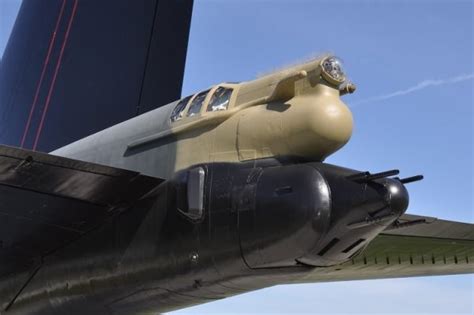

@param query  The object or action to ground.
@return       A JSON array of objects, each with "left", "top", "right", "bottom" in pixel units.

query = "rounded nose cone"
[
  {"left": 301, "top": 89, "right": 354, "bottom": 159},
  {"left": 314, "top": 100, "right": 353, "bottom": 145},
  {"left": 273, "top": 84, "right": 354, "bottom": 161},
  {"left": 384, "top": 179, "right": 410, "bottom": 215}
]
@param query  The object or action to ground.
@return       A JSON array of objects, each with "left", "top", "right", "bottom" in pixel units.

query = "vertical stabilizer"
[{"left": 0, "top": 0, "right": 193, "bottom": 152}]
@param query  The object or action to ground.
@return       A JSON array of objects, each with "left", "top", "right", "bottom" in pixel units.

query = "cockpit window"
[
  {"left": 187, "top": 90, "right": 209, "bottom": 117},
  {"left": 170, "top": 95, "right": 192, "bottom": 122},
  {"left": 207, "top": 87, "right": 233, "bottom": 112}
]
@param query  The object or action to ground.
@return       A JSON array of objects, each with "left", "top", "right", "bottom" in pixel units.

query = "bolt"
[{"left": 190, "top": 252, "right": 199, "bottom": 263}]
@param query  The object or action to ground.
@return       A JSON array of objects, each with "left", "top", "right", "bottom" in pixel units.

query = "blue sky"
[
  {"left": 1, "top": 0, "right": 473, "bottom": 314},
  {"left": 180, "top": 1, "right": 473, "bottom": 314}
]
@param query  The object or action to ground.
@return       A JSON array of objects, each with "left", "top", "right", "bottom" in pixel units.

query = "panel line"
[
  {"left": 32, "top": 0, "right": 79, "bottom": 151},
  {"left": 20, "top": 0, "right": 67, "bottom": 148}
]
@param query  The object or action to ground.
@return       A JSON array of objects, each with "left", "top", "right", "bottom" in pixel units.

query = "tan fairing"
[
  {"left": 57, "top": 56, "right": 355, "bottom": 178},
  {"left": 160, "top": 56, "right": 354, "bottom": 172}
]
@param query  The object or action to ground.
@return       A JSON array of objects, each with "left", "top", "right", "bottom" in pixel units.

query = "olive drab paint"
[{"left": 53, "top": 55, "right": 355, "bottom": 178}]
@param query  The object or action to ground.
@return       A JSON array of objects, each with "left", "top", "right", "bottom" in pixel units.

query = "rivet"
[{"left": 190, "top": 252, "right": 199, "bottom": 263}]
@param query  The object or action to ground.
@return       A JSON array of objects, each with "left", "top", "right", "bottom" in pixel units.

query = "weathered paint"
[{"left": 53, "top": 56, "right": 353, "bottom": 178}]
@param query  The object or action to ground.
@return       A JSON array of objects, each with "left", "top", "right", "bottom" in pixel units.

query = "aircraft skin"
[
  {"left": 51, "top": 57, "right": 354, "bottom": 178},
  {"left": 0, "top": 55, "right": 472, "bottom": 314},
  {"left": 0, "top": 0, "right": 193, "bottom": 152}
]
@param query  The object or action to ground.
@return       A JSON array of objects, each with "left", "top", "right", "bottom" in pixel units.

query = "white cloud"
[{"left": 351, "top": 74, "right": 474, "bottom": 106}]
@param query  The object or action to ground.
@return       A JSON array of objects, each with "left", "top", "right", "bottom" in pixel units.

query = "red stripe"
[
  {"left": 20, "top": 0, "right": 67, "bottom": 148},
  {"left": 33, "top": 0, "right": 79, "bottom": 151}
]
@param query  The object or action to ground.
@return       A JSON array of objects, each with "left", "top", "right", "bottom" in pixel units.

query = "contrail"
[{"left": 351, "top": 73, "right": 474, "bottom": 106}]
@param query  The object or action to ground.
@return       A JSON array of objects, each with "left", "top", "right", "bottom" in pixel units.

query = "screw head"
[{"left": 190, "top": 252, "right": 199, "bottom": 263}]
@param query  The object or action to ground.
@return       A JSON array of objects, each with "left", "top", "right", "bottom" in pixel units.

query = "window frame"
[
  {"left": 206, "top": 86, "right": 234, "bottom": 113},
  {"left": 185, "top": 89, "right": 211, "bottom": 118},
  {"left": 170, "top": 95, "right": 193, "bottom": 123},
  {"left": 170, "top": 84, "right": 237, "bottom": 123}
]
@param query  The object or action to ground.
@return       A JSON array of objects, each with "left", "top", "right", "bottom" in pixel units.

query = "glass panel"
[
  {"left": 170, "top": 95, "right": 192, "bottom": 122},
  {"left": 187, "top": 90, "right": 209, "bottom": 117},
  {"left": 207, "top": 87, "right": 233, "bottom": 112}
]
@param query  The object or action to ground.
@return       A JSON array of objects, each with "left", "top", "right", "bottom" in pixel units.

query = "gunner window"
[
  {"left": 187, "top": 90, "right": 209, "bottom": 117},
  {"left": 207, "top": 87, "right": 233, "bottom": 112},
  {"left": 170, "top": 95, "right": 192, "bottom": 122}
]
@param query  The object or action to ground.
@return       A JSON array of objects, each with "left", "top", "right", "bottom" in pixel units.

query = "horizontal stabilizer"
[
  {"left": 298, "top": 214, "right": 474, "bottom": 283},
  {"left": 0, "top": 145, "right": 163, "bottom": 278}
]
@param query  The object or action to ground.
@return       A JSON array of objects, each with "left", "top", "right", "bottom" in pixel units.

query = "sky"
[{"left": 0, "top": 0, "right": 473, "bottom": 314}]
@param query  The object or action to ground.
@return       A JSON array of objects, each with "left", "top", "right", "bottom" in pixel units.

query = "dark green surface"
[{"left": 299, "top": 229, "right": 474, "bottom": 283}]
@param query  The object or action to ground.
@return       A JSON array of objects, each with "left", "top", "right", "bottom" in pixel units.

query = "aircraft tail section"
[{"left": 0, "top": 0, "right": 193, "bottom": 152}]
